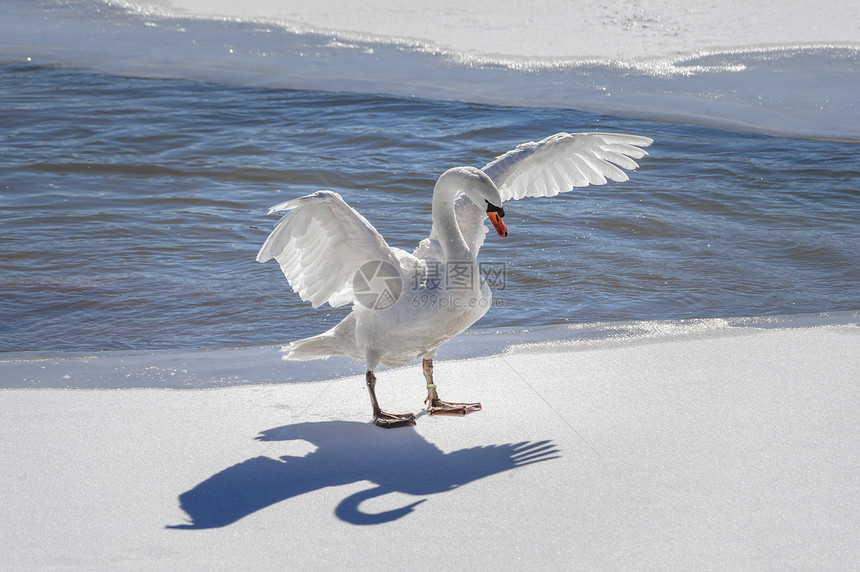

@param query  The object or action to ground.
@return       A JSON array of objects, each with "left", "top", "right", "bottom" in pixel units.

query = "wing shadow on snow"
[{"left": 167, "top": 420, "right": 559, "bottom": 528}]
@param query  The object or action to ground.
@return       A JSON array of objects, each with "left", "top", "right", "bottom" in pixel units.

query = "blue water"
[{"left": 1, "top": 0, "right": 859, "bottom": 357}]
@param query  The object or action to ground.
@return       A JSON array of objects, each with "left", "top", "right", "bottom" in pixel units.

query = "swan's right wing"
[
  {"left": 482, "top": 132, "right": 653, "bottom": 201},
  {"left": 256, "top": 191, "right": 400, "bottom": 308}
]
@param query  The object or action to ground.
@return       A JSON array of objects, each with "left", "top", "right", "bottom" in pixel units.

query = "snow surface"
[
  {"left": 6, "top": 1, "right": 857, "bottom": 139},
  {"left": 158, "top": 0, "right": 858, "bottom": 59},
  {"left": 97, "top": 0, "right": 860, "bottom": 141},
  {"left": 3, "top": 326, "right": 859, "bottom": 568}
]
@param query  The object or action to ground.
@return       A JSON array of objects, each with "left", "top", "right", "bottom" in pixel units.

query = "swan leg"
[
  {"left": 366, "top": 370, "right": 416, "bottom": 428},
  {"left": 422, "top": 359, "right": 482, "bottom": 416}
]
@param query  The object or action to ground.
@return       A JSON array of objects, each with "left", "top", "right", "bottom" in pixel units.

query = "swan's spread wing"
[
  {"left": 256, "top": 191, "right": 400, "bottom": 308},
  {"left": 482, "top": 132, "right": 653, "bottom": 201}
]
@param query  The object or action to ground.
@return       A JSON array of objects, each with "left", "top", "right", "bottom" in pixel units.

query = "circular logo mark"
[{"left": 353, "top": 260, "right": 403, "bottom": 310}]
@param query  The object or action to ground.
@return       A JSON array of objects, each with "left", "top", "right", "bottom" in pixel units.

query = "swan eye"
[{"left": 485, "top": 200, "right": 505, "bottom": 218}]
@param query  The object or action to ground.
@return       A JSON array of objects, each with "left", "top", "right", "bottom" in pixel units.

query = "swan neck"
[{"left": 431, "top": 172, "right": 472, "bottom": 261}]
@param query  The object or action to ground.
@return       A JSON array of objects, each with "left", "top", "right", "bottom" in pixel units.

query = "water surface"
[{"left": 2, "top": 64, "right": 858, "bottom": 353}]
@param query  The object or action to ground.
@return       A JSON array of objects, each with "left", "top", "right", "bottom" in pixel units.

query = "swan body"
[{"left": 257, "top": 131, "right": 652, "bottom": 427}]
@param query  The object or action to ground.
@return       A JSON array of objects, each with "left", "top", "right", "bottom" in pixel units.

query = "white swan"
[{"left": 257, "top": 131, "right": 652, "bottom": 427}]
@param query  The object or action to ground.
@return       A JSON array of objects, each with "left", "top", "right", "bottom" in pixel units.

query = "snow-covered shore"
[
  {"left": 155, "top": 0, "right": 859, "bottom": 59},
  {"left": 3, "top": 324, "right": 858, "bottom": 568}
]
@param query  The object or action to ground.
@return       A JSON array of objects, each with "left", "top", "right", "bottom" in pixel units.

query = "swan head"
[{"left": 444, "top": 166, "right": 508, "bottom": 238}]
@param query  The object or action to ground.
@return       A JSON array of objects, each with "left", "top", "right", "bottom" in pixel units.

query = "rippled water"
[{"left": 1, "top": 63, "right": 858, "bottom": 352}]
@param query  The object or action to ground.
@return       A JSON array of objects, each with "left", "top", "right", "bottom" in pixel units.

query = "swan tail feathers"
[
  {"left": 280, "top": 314, "right": 360, "bottom": 361},
  {"left": 281, "top": 332, "right": 344, "bottom": 361}
]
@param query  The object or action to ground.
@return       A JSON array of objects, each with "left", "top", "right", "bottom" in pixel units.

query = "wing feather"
[
  {"left": 482, "top": 132, "right": 652, "bottom": 201},
  {"left": 256, "top": 190, "right": 400, "bottom": 308},
  {"left": 545, "top": 162, "right": 568, "bottom": 194}
]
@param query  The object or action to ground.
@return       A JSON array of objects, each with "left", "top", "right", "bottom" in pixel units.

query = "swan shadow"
[{"left": 167, "top": 420, "right": 559, "bottom": 528}]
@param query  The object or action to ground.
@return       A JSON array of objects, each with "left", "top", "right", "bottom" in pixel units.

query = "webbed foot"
[
  {"left": 425, "top": 398, "right": 482, "bottom": 416},
  {"left": 373, "top": 411, "right": 417, "bottom": 428}
]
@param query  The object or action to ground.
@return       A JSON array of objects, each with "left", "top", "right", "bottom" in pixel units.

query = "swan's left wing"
[
  {"left": 256, "top": 190, "right": 401, "bottom": 308},
  {"left": 482, "top": 132, "right": 653, "bottom": 201}
]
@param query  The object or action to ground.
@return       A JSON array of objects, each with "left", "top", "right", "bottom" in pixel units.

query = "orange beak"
[{"left": 488, "top": 211, "right": 508, "bottom": 238}]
